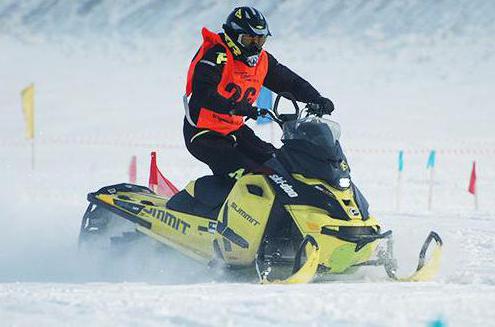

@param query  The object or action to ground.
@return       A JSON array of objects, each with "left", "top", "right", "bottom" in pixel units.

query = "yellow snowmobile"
[{"left": 79, "top": 95, "right": 442, "bottom": 284}]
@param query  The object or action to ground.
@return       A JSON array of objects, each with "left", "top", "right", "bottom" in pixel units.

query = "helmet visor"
[{"left": 239, "top": 34, "right": 267, "bottom": 49}]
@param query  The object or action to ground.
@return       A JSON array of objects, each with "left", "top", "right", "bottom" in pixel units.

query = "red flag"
[
  {"left": 148, "top": 151, "right": 179, "bottom": 197},
  {"left": 129, "top": 155, "right": 137, "bottom": 184},
  {"left": 468, "top": 161, "right": 477, "bottom": 195}
]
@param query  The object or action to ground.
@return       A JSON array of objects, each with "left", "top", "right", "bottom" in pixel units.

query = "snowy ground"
[
  {"left": 2, "top": 281, "right": 495, "bottom": 327},
  {"left": 2, "top": 208, "right": 495, "bottom": 326},
  {"left": 1, "top": 1, "right": 495, "bottom": 326}
]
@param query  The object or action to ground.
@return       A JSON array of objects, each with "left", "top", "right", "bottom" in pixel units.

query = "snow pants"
[{"left": 183, "top": 119, "right": 275, "bottom": 178}]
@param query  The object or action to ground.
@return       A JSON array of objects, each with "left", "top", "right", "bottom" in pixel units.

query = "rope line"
[{"left": 0, "top": 138, "right": 494, "bottom": 155}]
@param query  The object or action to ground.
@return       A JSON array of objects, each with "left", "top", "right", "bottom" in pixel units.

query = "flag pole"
[
  {"left": 474, "top": 186, "right": 479, "bottom": 210},
  {"left": 426, "top": 150, "right": 436, "bottom": 211},
  {"left": 396, "top": 171, "right": 402, "bottom": 211},
  {"left": 427, "top": 166, "right": 434, "bottom": 211},
  {"left": 469, "top": 161, "right": 479, "bottom": 210},
  {"left": 149, "top": 151, "right": 157, "bottom": 193},
  {"left": 31, "top": 139, "right": 35, "bottom": 170},
  {"left": 396, "top": 150, "right": 404, "bottom": 211},
  {"left": 475, "top": 162, "right": 479, "bottom": 210}
]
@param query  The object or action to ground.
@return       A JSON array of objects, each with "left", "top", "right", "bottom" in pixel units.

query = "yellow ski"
[
  {"left": 259, "top": 236, "right": 320, "bottom": 284},
  {"left": 397, "top": 244, "right": 442, "bottom": 282},
  {"left": 389, "top": 231, "right": 443, "bottom": 282}
]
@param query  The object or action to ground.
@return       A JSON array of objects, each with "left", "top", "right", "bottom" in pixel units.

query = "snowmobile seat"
[{"left": 166, "top": 175, "right": 233, "bottom": 220}]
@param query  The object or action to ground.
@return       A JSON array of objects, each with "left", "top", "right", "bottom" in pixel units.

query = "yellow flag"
[{"left": 21, "top": 83, "right": 35, "bottom": 139}]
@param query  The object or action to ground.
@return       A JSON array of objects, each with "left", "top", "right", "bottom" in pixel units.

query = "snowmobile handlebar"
[{"left": 256, "top": 92, "right": 326, "bottom": 128}]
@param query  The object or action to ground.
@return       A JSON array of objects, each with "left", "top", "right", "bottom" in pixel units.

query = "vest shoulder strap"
[{"left": 186, "top": 28, "right": 231, "bottom": 96}]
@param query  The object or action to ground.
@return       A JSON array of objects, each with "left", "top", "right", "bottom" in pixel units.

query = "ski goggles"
[{"left": 239, "top": 34, "right": 267, "bottom": 49}]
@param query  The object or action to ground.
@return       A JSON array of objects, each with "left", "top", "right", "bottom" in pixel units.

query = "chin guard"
[{"left": 245, "top": 54, "right": 260, "bottom": 66}]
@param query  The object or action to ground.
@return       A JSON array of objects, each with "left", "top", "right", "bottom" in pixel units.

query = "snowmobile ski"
[
  {"left": 256, "top": 235, "right": 320, "bottom": 284},
  {"left": 355, "top": 231, "right": 443, "bottom": 282},
  {"left": 388, "top": 231, "right": 443, "bottom": 282}
]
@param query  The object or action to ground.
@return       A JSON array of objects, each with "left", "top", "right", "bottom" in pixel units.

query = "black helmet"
[{"left": 222, "top": 7, "right": 271, "bottom": 66}]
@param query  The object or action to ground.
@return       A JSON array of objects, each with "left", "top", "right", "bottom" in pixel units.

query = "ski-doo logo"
[
  {"left": 143, "top": 208, "right": 190, "bottom": 235},
  {"left": 268, "top": 174, "right": 299, "bottom": 198},
  {"left": 230, "top": 202, "right": 260, "bottom": 226}
]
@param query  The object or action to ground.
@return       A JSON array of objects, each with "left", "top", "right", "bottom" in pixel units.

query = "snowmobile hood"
[{"left": 275, "top": 141, "right": 350, "bottom": 190}]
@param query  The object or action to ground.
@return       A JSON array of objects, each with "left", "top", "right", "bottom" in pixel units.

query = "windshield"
[{"left": 282, "top": 116, "right": 341, "bottom": 148}]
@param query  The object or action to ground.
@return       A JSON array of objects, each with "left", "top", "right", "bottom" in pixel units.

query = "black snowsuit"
[{"left": 184, "top": 34, "right": 321, "bottom": 178}]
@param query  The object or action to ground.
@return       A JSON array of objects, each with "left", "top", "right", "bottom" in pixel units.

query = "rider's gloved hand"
[
  {"left": 314, "top": 96, "right": 335, "bottom": 116},
  {"left": 230, "top": 101, "right": 259, "bottom": 120}
]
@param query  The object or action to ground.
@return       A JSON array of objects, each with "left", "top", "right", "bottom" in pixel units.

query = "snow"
[
  {"left": 2, "top": 282, "right": 495, "bottom": 326},
  {"left": 1, "top": 1, "right": 495, "bottom": 326}
]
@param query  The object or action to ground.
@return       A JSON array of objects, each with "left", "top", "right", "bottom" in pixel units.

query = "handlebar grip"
[
  {"left": 306, "top": 103, "right": 320, "bottom": 110},
  {"left": 305, "top": 102, "right": 324, "bottom": 117}
]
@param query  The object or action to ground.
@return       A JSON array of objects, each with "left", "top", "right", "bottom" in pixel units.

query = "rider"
[{"left": 184, "top": 6, "right": 334, "bottom": 180}]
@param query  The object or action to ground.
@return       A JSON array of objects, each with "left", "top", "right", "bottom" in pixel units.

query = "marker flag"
[
  {"left": 426, "top": 150, "right": 436, "bottom": 169},
  {"left": 21, "top": 83, "right": 35, "bottom": 139},
  {"left": 398, "top": 150, "right": 404, "bottom": 172},
  {"left": 256, "top": 87, "right": 272, "bottom": 125},
  {"left": 396, "top": 150, "right": 404, "bottom": 211},
  {"left": 428, "top": 318, "right": 446, "bottom": 327},
  {"left": 468, "top": 161, "right": 477, "bottom": 195},
  {"left": 426, "top": 150, "right": 436, "bottom": 210},
  {"left": 129, "top": 155, "right": 137, "bottom": 184},
  {"left": 148, "top": 151, "right": 179, "bottom": 197}
]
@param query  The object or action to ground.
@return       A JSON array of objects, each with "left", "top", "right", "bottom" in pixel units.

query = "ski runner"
[{"left": 184, "top": 6, "right": 334, "bottom": 180}]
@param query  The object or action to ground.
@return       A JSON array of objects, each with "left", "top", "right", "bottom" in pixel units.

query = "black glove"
[
  {"left": 230, "top": 101, "right": 259, "bottom": 120},
  {"left": 313, "top": 96, "right": 335, "bottom": 116}
]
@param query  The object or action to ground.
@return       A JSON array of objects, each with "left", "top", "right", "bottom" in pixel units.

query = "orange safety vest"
[{"left": 186, "top": 28, "right": 269, "bottom": 135}]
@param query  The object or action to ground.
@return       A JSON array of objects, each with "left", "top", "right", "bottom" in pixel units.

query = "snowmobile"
[{"left": 79, "top": 94, "right": 443, "bottom": 284}]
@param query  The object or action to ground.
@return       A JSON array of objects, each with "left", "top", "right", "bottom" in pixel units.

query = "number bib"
[{"left": 187, "top": 28, "right": 269, "bottom": 135}]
